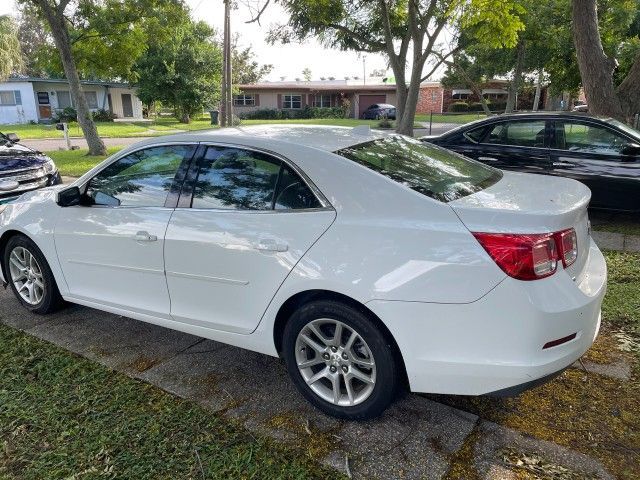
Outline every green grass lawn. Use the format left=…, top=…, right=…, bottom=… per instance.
left=48, top=147, right=120, bottom=176
left=0, top=324, right=336, bottom=480
left=414, top=113, right=487, bottom=124
left=601, top=250, right=640, bottom=334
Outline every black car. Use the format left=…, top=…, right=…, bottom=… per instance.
left=361, top=104, right=396, bottom=120
left=0, top=132, right=62, bottom=204
left=421, top=112, right=640, bottom=212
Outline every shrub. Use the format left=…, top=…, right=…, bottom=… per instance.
left=468, top=101, right=489, bottom=112
left=55, top=106, right=78, bottom=122
left=377, top=118, right=393, bottom=129
left=489, top=101, right=507, bottom=112
left=238, top=106, right=347, bottom=120
left=448, top=102, right=469, bottom=112
left=92, top=109, right=116, bottom=122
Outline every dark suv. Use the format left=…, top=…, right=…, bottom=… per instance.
left=0, top=132, right=61, bottom=204
left=361, top=104, right=396, bottom=120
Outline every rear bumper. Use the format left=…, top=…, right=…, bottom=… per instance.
left=367, top=238, right=607, bottom=395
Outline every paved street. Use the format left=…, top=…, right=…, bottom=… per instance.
left=21, top=136, right=153, bottom=152
left=0, top=288, right=614, bottom=479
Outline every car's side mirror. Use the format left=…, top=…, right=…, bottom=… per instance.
left=5, top=133, right=20, bottom=143
left=621, top=143, right=640, bottom=156
left=57, top=186, right=81, bottom=207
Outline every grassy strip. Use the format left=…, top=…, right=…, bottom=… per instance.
left=47, top=147, right=121, bottom=177
left=601, top=250, right=640, bottom=333
left=0, top=324, right=337, bottom=480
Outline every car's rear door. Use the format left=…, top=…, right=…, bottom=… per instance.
left=464, top=119, right=552, bottom=173
left=548, top=119, right=640, bottom=211
left=163, top=144, right=336, bottom=334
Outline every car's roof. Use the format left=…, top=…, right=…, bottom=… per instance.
left=131, top=124, right=390, bottom=153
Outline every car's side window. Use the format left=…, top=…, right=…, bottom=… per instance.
left=192, top=147, right=281, bottom=210
left=484, top=121, right=547, bottom=148
left=558, top=122, right=628, bottom=154
left=86, top=145, right=194, bottom=207
left=274, top=164, right=321, bottom=210
left=464, top=126, right=487, bottom=143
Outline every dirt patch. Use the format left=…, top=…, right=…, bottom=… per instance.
left=266, top=410, right=341, bottom=459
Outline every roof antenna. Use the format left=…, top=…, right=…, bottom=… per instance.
left=352, top=125, right=371, bottom=136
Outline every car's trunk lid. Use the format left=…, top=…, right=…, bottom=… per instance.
left=449, top=171, right=592, bottom=279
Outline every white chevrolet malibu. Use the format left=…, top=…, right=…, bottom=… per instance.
left=0, top=126, right=606, bottom=419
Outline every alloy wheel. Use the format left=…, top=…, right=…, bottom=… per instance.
left=8, top=246, right=45, bottom=305
left=295, top=318, right=377, bottom=406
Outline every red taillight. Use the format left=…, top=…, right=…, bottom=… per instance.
left=555, top=228, right=578, bottom=267
left=473, top=227, right=579, bottom=281
left=472, top=232, right=558, bottom=280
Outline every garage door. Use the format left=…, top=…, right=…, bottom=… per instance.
left=359, top=94, right=387, bottom=118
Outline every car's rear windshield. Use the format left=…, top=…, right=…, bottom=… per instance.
left=335, top=135, right=502, bottom=202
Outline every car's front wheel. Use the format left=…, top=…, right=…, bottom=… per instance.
left=3, top=234, right=63, bottom=314
left=283, top=300, right=400, bottom=420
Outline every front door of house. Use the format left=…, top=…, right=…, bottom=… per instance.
left=37, top=92, right=51, bottom=120
left=121, top=93, right=133, bottom=118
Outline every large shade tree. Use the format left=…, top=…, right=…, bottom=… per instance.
left=572, top=0, right=640, bottom=121
left=0, top=15, right=24, bottom=80
left=271, top=0, right=525, bottom=135
left=135, top=20, right=222, bottom=123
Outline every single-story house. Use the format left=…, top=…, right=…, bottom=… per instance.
left=0, top=77, right=143, bottom=124
left=235, top=80, right=397, bottom=119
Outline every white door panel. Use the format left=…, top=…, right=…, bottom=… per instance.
left=54, top=206, right=173, bottom=317
left=165, top=209, right=335, bottom=333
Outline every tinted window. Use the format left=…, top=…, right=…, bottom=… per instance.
left=336, top=136, right=502, bottom=202
left=485, top=121, right=546, bottom=147
left=192, top=147, right=280, bottom=210
left=464, top=126, right=487, bottom=143
left=274, top=164, right=321, bottom=210
left=87, top=145, right=193, bottom=207
left=559, top=122, right=629, bottom=154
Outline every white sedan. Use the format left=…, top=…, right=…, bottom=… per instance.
left=0, top=126, right=606, bottom=419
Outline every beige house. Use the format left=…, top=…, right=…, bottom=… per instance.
left=235, top=80, right=397, bottom=119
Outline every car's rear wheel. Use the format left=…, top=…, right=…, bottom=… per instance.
left=3, top=235, right=63, bottom=314
left=283, top=300, right=399, bottom=420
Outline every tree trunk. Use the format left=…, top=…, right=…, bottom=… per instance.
left=571, top=0, right=624, bottom=120
left=33, top=0, right=106, bottom=156
left=532, top=69, right=543, bottom=111
left=505, top=39, right=525, bottom=113
left=616, top=49, right=640, bottom=120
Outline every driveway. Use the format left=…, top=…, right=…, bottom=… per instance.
left=0, top=288, right=615, bottom=479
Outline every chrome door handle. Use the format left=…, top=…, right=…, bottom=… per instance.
left=478, top=156, right=498, bottom=162
left=553, top=162, right=573, bottom=167
left=256, top=238, right=288, bottom=252
left=134, top=231, right=157, bottom=242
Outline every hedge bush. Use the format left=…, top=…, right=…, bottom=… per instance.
left=238, top=106, right=348, bottom=120
left=92, top=109, right=116, bottom=122
left=448, top=102, right=469, bottom=112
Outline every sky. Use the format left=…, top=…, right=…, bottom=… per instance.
left=0, top=0, right=391, bottom=82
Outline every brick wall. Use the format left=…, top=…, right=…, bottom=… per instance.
left=416, top=86, right=444, bottom=114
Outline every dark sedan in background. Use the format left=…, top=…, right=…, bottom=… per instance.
left=421, top=112, right=640, bottom=212
left=0, top=132, right=62, bottom=204
left=361, top=103, right=396, bottom=120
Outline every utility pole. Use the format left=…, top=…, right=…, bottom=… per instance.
left=220, top=0, right=233, bottom=127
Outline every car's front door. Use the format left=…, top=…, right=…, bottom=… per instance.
left=164, top=145, right=336, bottom=334
left=549, top=120, right=640, bottom=211
left=461, top=119, right=551, bottom=173
left=54, top=144, right=196, bottom=317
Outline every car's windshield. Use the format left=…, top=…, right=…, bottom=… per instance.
left=336, top=135, right=502, bottom=202
left=606, top=119, right=640, bottom=142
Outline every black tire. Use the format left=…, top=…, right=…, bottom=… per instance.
left=283, top=300, right=400, bottom=420
left=3, top=234, right=64, bottom=314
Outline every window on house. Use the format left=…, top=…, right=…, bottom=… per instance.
left=451, top=93, right=470, bottom=100
left=0, top=91, right=17, bottom=106
left=430, top=91, right=437, bottom=101
left=85, top=91, right=98, bottom=109
left=283, top=94, right=302, bottom=109
left=37, top=92, right=50, bottom=104
left=56, top=91, right=72, bottom=109
left=313, top=94, right=331, bottom=108
left=233, top=94, right=255, bottom=106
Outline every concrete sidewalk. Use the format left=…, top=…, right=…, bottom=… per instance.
left=0, top=288, right=614, bottom=480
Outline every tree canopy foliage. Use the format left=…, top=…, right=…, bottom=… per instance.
left=0, top=15, right=24, bottom=80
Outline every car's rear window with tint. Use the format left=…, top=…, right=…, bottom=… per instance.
left=336, top=135, right=502, bottom=202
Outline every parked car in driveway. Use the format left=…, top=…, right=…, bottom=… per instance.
left=0, top=126, right=606, bottom=419
left=361, top=103, right=396, bottom=120
left=421, top=112, right=640, bottom=212
left=0, top=131, right=62, bottom=204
